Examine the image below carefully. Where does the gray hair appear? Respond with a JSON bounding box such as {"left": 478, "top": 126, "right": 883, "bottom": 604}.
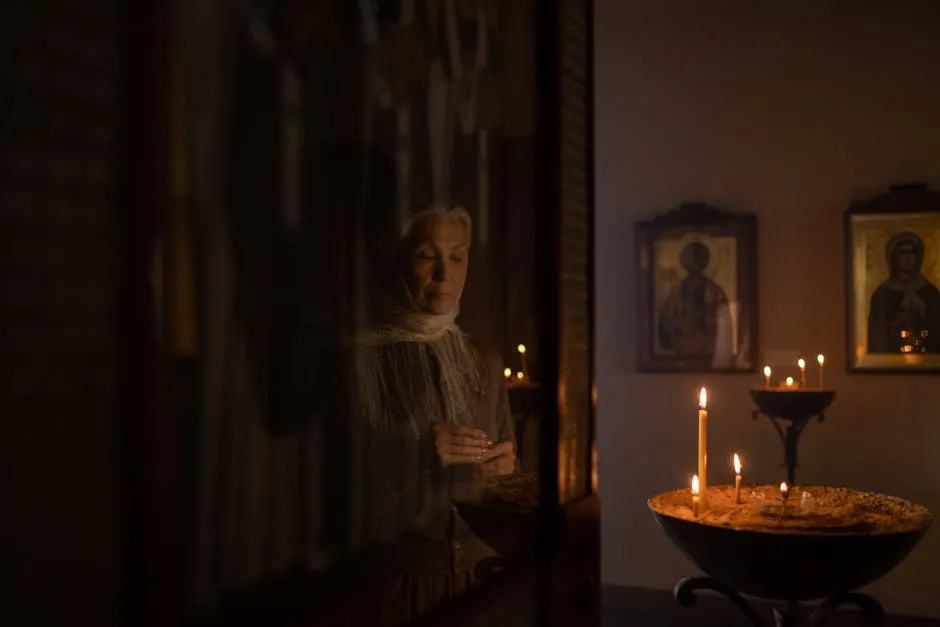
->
{"left": 399, "top": 200, "right": 473, "bottom": 243}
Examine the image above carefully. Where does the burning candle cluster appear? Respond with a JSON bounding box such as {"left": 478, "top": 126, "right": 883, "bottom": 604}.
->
{"left": 649, "top": 360, "right": 932, "bottom": 621}
{"left": 762, "top": 354, "right": 825, "bottom": 390}
{"left": 690, "top": 386, "right": 793, "bottom": 516}
{"left": 504, "top": 344, "right": 531, "bottom": 384}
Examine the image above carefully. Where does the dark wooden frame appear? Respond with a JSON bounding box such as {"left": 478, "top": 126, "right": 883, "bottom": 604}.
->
{"left": 845, "top": 183, "right": 940, "bottom": 373}
{"left": 635, "top": 203, "right": 758, "bottom": 373}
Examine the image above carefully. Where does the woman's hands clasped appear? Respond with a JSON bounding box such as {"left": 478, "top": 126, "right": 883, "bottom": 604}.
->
{"left": 431, "top": 424, "right": 515, "bottom": 476}
{"left": 474, "top": 440, "right": 515, "bottom": 477}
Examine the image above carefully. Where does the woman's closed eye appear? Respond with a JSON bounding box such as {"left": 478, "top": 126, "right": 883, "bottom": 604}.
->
{"left": 414, "top": 249, "right": 438, "bottom": 261}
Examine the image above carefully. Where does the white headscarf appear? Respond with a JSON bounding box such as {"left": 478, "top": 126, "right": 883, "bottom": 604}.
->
{"left": 351, "top": 202, "right": 484, "bottom": 437}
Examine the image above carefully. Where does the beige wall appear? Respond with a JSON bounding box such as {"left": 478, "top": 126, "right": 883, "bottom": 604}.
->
{"left": 595, "top": 2, "right": 940, "bottom": 618}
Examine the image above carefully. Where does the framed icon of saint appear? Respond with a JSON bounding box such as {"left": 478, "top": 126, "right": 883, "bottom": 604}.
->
{"left": 845, "top": 184, "right": 940, "bottom": 372}
{"left": 635, "top": 203, "right": 758, "bottom": 373}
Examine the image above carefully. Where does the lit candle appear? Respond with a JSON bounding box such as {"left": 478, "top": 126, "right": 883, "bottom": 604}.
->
{"left": 697, "top": 387, "right": 708, "bottom": 498}
{"left": 517, "top": 344, "right": 528, "bottom": 379}
{"left": 691, "top": 474, "right": 700, "bottom": 516}
{"left": 798, "top": 358, "right": 806, "bottom": 388}
{"left": 504, "top": 367, "right": 512, "bottom": 380}
{"left": 733, "top": 453, "right": 742, "bottom": 504}
{"left": 817, "top": 354, "right": 825, "bottom": 389}
{"left": 516, "top": 371, "right": 524, "bottom": 381}
{"left": 780, "top": 481, "right": 789, "bottom": 503}
{"left": 785, "top": 376, "right": 794, "bottom": 388}
{"left": 763, "top": 365, "right": 771, "bottom": 389}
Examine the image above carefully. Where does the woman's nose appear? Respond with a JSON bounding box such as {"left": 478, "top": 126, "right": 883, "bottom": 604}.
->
{"left": 432, "top": 260, "right": 447, "bottom": 281}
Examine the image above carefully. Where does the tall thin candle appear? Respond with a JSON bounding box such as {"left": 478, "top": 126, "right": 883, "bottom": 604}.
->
{"left": 733, "top": 453, "right": 743, "bottom": 504}
{"left": 517, "top": 344, "right": 528, "bottom": 380}
{"left": 798, "top": 358, "right": 807, "bottom": 388}
{"left": 763, "top": 366, "right": 771, "bottom": 389}
{"left": 817, "top": 354, "right": 825, "bottom": 389}
{"left": 697, "top": 387, "right": 708, "bottom": 498}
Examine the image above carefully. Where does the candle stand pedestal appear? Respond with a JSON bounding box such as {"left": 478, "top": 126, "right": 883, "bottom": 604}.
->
{"left": 673, "top": 576, "right": 884, "bottom": 627}
{"left": 749, "top": 389, "right": 835, "bottom": 486}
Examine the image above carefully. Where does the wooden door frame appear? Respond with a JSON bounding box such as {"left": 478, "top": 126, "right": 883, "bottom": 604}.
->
{"left": 119, "top": 0, "right": 185, "bottom": 625}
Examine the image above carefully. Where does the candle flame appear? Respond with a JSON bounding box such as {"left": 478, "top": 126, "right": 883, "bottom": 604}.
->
{"left": 516, "top": 371, "right": 524, "bottom": 380}
{"left": 733, "top": 453, "right": 742, "bottom": 475}
{"left": 785, "top": 376, "right": 794, "bottom": 386}
{"left": 780, "top": 482, "right": 789, "bottom": 496}
{"left": 763, "top": 365, "right": 771, "bottom": 377}
{"left": 504, "top": 367, "right": 512, "bottom": 378}
{"left": 691, "top": 475, "right": 700, "bottom": 496}
{"left": 517, "top": 344, "right": 526, "bottom": 354}
{"left": 698, "top": 387, "right": 707, "bottom": 409}
{"left": 798, "top": 358, "right": 806, "bottom": 369}
{"left": 817, "top": 354, "right": 824, "bottom": 365}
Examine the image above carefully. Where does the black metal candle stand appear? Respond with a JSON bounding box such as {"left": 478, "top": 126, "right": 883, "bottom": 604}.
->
{"left": 749, "top": 389, "right": 836, "bottom": 486}
{"left": 650, "top": 388, "right": 930, "bottom": 626}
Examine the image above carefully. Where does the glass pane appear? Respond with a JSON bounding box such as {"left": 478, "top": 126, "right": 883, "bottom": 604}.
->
{"left": 177, "top": 1, "right": 544, "bottom": 624}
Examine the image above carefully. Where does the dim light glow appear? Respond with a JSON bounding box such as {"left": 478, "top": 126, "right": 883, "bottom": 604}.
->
{"left": 698, "top": 387, "right": 707, "bottom": 409}
{"left": 691, "top": 475, "right": 700, "bottom": 496}
{"left": 517, "top": 344, "right": 526, "bottom": 354}
{"left": 516, "top": 371, "right": 524, "bottom": 380}
{"left": 733, "top": 453, "right": 742, "bottom": 476}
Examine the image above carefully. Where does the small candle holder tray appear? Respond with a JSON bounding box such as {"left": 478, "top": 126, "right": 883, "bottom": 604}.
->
{"left": 750, "top": 389, "right": 835, "bottom": 486}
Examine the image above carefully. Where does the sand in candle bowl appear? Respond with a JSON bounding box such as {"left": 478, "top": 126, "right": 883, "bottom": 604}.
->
{"left": 649, "top": 485, "right": 932, "bottom": 535}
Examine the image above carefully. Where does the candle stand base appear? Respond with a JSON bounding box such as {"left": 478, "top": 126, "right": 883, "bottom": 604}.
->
{"left": 674, "top": 576, "right": 885, "bottom": 627}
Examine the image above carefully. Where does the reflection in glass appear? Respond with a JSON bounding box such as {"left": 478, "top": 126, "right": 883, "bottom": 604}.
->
{"left": 181, "top": 0, "right": 542, "bottom": 623}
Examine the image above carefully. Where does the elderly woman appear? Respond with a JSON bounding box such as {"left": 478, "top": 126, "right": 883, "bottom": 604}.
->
{"left": 338, "top": 199, "right": 519, "bottom": 622}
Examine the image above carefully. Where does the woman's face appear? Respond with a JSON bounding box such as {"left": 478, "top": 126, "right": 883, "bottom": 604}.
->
{"left": 405, "top": 214, "right": 470, "bottom": 314}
